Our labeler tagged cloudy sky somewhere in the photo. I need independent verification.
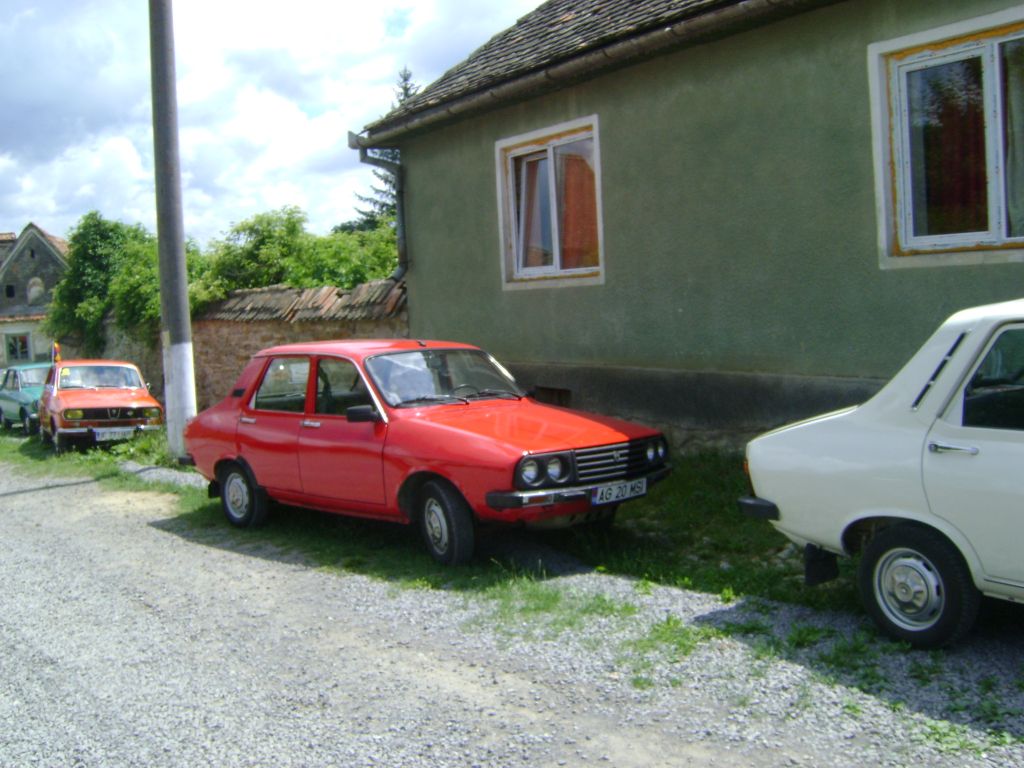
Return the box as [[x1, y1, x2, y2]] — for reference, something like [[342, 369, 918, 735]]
[[0, 0, 543, 247]]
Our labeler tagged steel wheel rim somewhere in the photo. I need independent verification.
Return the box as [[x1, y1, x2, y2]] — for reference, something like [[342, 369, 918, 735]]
[[874, 548, 944, 631], [423, 498, 449, 554], [224, 473, 250, 520]]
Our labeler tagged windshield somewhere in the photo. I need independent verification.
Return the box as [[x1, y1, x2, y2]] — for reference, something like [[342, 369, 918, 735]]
[[58, 365, 144, 390], [20, 367, 48, 386], [366, 349, 523, 407]]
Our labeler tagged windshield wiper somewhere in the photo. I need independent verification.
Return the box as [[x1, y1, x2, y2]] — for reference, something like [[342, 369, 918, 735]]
[[467, 388, 522, 400], [397, 394, 469, 406]]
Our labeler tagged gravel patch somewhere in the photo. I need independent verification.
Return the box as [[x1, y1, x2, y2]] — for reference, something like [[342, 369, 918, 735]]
[[2, 460, 1022, 767]]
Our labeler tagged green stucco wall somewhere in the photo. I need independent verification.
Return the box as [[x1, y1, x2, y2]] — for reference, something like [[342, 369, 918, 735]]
[[398, 0, 1024, 388]]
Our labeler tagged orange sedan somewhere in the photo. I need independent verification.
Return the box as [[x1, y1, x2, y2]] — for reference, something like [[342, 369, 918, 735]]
[[38, 359, 164, 452]]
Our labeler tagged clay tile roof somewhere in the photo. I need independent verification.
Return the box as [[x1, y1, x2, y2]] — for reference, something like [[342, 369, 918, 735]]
[[0, 233, 16, 243], [198, 278, 406, 324], [362, 0, 830, 143]]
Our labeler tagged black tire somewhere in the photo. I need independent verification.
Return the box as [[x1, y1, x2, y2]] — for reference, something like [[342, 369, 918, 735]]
[[218, 462, 270, 528], [39, 421, 52, 445], [858, 525, 980, 649], [419, 480, 475, 565], [21, 411, 36, 436], [0, 409, 10, 430], [54, 430, 71, 454]]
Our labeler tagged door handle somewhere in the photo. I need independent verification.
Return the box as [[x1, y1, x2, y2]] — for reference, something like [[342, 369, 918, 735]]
[[928, 441, 979, 456], [239, 416, 256, 424], [302, 420, 321, 428]]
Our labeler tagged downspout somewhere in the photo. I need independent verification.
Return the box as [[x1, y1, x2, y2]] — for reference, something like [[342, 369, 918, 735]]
[[348, 132, 407, 282]]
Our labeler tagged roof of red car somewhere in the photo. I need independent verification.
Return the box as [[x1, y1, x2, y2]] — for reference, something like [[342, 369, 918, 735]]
[[56, 359, 142, 368], [253, 339, 480, 361]]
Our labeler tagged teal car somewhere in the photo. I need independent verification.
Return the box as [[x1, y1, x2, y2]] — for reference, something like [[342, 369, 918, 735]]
[[0, 362, 51, 434]]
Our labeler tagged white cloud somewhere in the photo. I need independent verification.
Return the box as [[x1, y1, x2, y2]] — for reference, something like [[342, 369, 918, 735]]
[[0, 0, 544, 245]]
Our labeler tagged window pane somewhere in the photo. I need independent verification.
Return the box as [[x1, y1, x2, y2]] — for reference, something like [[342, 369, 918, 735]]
[[964, 328, 1024, 429], [315, 358, 371, 415], [907, 57, 987, 236], [554, 139, 599, 269], [515, 154, 553, 268], [1002, 39, 1024, 238], [254, 357, 309, 412]]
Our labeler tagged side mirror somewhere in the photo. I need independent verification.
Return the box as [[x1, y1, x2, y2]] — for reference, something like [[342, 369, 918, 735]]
[[346, 404, 382, 423]]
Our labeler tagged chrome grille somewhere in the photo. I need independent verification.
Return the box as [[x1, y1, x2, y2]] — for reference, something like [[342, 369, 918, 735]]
[[79, 408, 142, 421], [574, 442, 647, 482]]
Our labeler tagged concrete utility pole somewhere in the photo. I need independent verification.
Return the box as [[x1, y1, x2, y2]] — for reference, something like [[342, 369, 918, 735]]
[[148, 0, 197, 456]]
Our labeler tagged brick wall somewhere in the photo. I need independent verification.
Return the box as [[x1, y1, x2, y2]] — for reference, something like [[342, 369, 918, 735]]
[[191, 317, 408, 410]]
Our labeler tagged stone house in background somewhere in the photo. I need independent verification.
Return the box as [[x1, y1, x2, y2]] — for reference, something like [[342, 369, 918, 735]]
[[0, 223, 68, 365], [351, 0, 1024, 448]]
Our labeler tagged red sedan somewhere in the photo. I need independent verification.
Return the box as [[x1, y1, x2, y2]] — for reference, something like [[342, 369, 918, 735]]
[[183, 339, 670, 564]]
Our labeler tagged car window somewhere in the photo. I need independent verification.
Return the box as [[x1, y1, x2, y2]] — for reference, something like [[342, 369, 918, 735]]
[[963, 327, 1024, 430], [253, 357, 310, 413], [367, 349, 523, 407], [314, 358, 372, 416], [58, 365, 144, 389], [21, 367, 47, 386]]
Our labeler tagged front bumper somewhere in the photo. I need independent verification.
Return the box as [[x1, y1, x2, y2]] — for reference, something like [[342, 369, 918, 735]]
[[486, 466, 670, 510], [56, 423, 163, 441], [737, 495, 780, 520]]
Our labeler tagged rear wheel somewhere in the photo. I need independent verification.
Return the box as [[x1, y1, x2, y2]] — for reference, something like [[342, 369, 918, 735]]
[[419, 480, 475, 565], [218, 462, 269, 528], [858, 525, 979, 648]]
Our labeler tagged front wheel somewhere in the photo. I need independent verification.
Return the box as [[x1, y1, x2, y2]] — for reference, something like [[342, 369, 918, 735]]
[[21, 411, 36, 436], [419, 480, 475, 565], [218, 463, 269, 528], [858, 525, 980, 648]]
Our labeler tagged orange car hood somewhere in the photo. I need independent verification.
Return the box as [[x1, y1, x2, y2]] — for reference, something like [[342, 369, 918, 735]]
[[401, 399, 656, 454], [56, 388, 161, 409]]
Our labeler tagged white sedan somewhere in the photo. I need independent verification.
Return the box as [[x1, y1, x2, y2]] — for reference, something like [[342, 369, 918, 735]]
[[740, 298, 1024, 648]]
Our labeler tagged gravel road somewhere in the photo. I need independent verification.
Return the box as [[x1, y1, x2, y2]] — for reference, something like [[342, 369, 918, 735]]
[[1, 460, 1022, 767]]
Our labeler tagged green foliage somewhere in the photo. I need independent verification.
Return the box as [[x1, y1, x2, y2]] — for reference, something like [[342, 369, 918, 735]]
[[46, 211, 154, 355], [47, 206, 397, 351]]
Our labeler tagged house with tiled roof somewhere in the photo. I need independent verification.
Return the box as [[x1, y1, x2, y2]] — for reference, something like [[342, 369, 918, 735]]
[[352, 0, 1024, 445], [0, 223, 68, 365]]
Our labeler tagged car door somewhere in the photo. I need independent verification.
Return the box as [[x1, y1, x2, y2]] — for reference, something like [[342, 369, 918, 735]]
[[297, 356, 387, 507], [922, 324, 1024, 586], [0, 369, 12, 415], [235, 356, 309, 495]]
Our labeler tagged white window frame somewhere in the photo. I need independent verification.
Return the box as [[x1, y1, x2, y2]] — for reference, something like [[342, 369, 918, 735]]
[[495, 116, 605, 290], [868, 7, 1024, 269]]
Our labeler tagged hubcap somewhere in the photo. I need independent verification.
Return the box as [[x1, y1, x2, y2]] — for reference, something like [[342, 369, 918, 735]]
[[423, 498, 449, 554], [224, 473, 250, 520], [874, 548, 944, 631]]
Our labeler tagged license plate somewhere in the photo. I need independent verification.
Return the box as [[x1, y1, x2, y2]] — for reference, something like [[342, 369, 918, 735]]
[[94, 427, 134, 442], [592, 478, 647, 505]]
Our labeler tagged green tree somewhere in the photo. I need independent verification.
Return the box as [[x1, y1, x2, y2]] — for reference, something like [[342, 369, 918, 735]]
[[46, 211, 154, 356], [204, 205, 310, 291], [286, 217, 398, 288]]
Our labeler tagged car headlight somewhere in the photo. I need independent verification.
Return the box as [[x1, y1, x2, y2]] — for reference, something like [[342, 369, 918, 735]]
[[519, 458, 541, 486], [646, 439, 668, 464], [142, 407, 162, 419], [546, 456, 568, 483], [64, 409, 84, 420]]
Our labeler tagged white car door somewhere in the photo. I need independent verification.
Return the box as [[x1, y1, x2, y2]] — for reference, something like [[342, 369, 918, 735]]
[[922, 324, 1024, 587]]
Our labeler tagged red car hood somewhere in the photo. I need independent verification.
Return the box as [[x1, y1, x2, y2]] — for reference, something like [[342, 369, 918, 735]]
[[397, 398, 657, 454], [56, 388, 161, 409]]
